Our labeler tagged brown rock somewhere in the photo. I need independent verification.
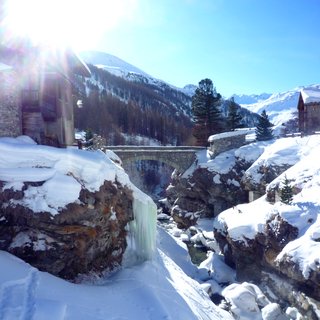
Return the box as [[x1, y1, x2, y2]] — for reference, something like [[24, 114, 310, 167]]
[[0, 180, 134, 280]]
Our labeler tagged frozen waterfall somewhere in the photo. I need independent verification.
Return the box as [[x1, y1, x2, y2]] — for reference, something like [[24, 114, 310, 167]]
[[124, 188, 157, 264]]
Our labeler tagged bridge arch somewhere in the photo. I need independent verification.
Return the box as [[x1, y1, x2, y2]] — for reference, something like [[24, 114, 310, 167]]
[[104, 146, 205, 174]]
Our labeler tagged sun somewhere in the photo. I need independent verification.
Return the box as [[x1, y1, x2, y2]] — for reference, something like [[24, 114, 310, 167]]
[[3, 0, 138, 50]]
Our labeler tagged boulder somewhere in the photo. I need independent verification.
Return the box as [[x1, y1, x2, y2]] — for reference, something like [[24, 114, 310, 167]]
[[0, 180, 134, 280]]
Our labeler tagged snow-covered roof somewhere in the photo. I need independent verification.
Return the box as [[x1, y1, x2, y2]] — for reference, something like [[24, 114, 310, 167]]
[[0, 62, 13, 72], [301, 89, 320, 104], [208, 130, 249, 142]]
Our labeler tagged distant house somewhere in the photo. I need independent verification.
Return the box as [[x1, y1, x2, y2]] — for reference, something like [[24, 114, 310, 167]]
[[298, 89, 320, 135], [0, 42, 90, 147]]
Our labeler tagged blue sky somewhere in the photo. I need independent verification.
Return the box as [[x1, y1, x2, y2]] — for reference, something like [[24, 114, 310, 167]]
[[3, 0, 319, 97], [87, 0, 320, 97]]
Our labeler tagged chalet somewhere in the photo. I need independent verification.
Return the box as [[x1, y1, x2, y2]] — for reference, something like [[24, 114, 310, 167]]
[[298, 89, 320, 135], [0, 42, 90, 146]]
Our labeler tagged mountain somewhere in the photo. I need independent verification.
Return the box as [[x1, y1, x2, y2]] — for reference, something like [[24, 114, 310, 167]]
[[80, 51, 152, 79], [231, 93, 272, 105], [233, 85, 320, 126], [76, 52, 194, 146], [76, 51, 259, 145]]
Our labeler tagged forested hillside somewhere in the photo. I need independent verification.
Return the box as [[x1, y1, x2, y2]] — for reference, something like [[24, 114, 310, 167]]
[[74, 64, 193, 145], [74, 62, 260, 146]]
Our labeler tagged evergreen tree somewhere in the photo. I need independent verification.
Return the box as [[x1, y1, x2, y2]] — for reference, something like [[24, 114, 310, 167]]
[[255, 110, 274, 141], [85, 129, 94, 141], [191, 78, 223, 146], [280, 175, 293, 205], [226, 97, 243, 131]]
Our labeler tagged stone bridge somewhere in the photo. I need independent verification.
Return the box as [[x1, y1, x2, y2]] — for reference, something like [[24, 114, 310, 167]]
[[104, 146, 206, 173]]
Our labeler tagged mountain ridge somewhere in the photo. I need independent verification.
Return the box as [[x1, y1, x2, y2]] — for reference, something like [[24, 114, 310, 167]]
[[233, 84, 320, 126]]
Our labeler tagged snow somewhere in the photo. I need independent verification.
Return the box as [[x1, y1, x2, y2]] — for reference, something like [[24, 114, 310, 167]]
[[0, 136, 233, 319], [214, 198, 274, 241], [301, 88, 320, 104], [222, 282, 270, 320], [234, 84, 320, 126], [200, 140, 271, 176], [234, 140, 272, 163], [0, 230, 233, 320], [208, 130, 248, 142], [80, 51, 151, 78], [213, 174, 221, 184], [200, 149, 236, 174], [261, 303, 287, 320], [0, 136, 157, 264], [215, 134, 320, 281], [275, 211, 320, 279], [0, 62, 13, 72], [199, 252, 236, 283], [243, 135, 320, 185]]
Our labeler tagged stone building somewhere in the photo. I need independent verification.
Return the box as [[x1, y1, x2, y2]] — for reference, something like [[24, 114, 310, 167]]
[[298, 89, 320, 135], [0, 43, 90, 146]]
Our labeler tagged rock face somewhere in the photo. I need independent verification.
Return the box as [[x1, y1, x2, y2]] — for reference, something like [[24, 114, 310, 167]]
[[242, 163, 292, 199], [166, 158, 250, 227], [0, 180, 134, 280]]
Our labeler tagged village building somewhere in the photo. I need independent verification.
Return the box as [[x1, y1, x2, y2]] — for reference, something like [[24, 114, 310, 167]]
[[0, 42, 90, 147], [298, 88, 320, 135]]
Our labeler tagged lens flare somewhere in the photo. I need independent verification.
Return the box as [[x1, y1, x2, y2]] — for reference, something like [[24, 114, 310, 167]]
[[2, 0, 138, 50]]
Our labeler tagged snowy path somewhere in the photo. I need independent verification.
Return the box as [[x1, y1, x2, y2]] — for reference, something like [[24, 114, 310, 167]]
[[0, 247, 232, 320], [0, 269, 38, 320]]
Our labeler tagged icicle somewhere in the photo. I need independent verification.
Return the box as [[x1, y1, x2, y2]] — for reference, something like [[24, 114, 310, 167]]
[[127, 192, 157, 262]]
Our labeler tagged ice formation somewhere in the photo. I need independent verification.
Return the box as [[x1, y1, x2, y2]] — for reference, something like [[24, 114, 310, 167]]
[[128, 191, 157, 261]]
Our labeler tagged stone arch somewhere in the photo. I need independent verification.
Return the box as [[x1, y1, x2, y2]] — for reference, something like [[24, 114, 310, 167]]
[[121, 154, 181, 172], [105, 147, 205, 174]]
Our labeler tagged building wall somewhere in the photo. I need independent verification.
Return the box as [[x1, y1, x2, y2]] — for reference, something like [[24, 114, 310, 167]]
[[306, 103, 320, 133], [209, 134, 246, 157], [0, 71, 21, 137]]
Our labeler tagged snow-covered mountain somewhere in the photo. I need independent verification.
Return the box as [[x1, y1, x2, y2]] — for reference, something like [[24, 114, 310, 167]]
[[80, 51, 194, 97], [233, 85, 320, 126], [80, 51, 151, 79], [231, 93, 272, 105], [81, 51, 319, 128]]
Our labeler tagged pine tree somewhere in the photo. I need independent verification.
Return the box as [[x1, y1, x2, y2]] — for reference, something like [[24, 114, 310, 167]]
[[85, 129, 93, 141], [191, 78, 223, 146], [280, 175, 293, 205], [226, 97, 243, 131], [255, 110, 274, 141]]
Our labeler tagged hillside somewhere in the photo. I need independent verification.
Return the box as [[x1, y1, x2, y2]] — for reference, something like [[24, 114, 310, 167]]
[[76, 51, 260, 146], [233, 84, 320, 126]]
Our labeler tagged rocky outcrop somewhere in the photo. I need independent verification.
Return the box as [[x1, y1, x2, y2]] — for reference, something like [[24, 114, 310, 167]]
[[166, 159, 250, 226], [214, 212, 320, 316], [0, 180, 134, 280], [242, 163, 292, 198]]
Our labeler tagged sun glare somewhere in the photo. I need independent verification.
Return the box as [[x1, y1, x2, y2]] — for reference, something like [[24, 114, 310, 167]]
[[3, 0, 138, 50]]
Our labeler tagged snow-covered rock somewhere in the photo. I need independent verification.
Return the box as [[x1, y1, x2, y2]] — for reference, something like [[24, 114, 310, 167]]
[[0, 137, 157, 279], [213, 134, 320, 316]]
